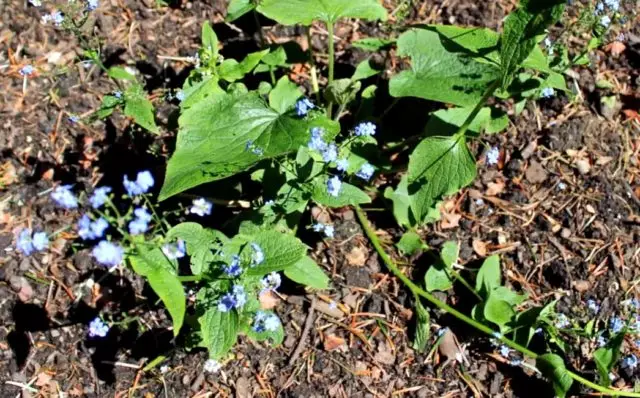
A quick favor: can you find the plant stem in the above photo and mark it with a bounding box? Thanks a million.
[354,205,640,397]
[454,79,501,140]
[326,22,335,118]
[177,275,202,282]
[307,27,321,105]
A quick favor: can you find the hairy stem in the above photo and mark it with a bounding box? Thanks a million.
[354,206,640,397]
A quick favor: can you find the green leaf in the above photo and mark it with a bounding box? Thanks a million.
[166,222,228,275]
[397,231,423,256]
[513,306,544,347]
[180,76,226,109]
[427,25,500,64]
[96,95,121,119]
[593,331,625,386]
[324,79,361,106]
[244,230,307,276]
[476,255,501,300]
[536,353,573,398]
[261,47,287,67]
[426,106,509,135]
[218,50,269,82]
[412,301,430,352]
[390,28,500,107]
[107,66,136,81]
[284,256,330,289]
[256,0,387,25]
[352,59,381,81]
[384,175,441,227]
[199,308,238,359]
[124,84,159,134]
[484,296,515,330]
[130,249,185,335]
[226,0,255,22]
[201,21,219,58]
[490,286,526,307]
[311,177,371,207]
[159,92,339,200]
[440,241,459,267]
[352,38,395,52]
[425,263,453,292]
[269,76,303,113]
[406,136,476,224]
[499,1,565,87]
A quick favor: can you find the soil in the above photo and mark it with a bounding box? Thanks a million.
[1,0,640,397]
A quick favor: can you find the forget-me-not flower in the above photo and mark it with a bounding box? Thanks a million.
[17,229,47,255]
[541,87,555,98]
[85,0,99,11]
[295,98,314,117]
[123,170,154,196]
[19,65,35,77]
[354,122,376,137]
[252,310,280,332]
[313,223,334,238]
[322,143,338,163]
[622,355,638,370]
[250,242,264,266]
[335,158,349,172]
[486,147,500,166]
[260,272,281,293]
[89,186,112,209]
[92,241,124,267]
[587,299,600,313]
[610,316,624,334]
[308,127,327,152]
[327,176,342,197]
[189,198,213,216]
[356,163,375,180]
[600,15,611,27]
[88,317,109,338]
[223,255,243,277]
[162,240,186,260]
[51,185,78,209]
[32,232,49,251]
[78,215,109,240]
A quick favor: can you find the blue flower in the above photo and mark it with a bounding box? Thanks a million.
[356,163,375,180]
[321,143,338,163]
[335,158,349,172]
[203,359,221,373]
[52,10,64,25]
[217,284,247,312]
[354,122,376,137]
[308,127,327,152]
[32,232,49,251]
[51,185,78,209]
[295,98,314,117]
[250,243,264,266]
[92,241,124,267]
[604,0,619,11]
[223,255,243,277]
[78,215,109,240]
[587,299,600,314]
[233,285,247,307]
[499,345,510,358]
[600,15,611,27]
[189,198,213,216]
[610,316,624,334]
[555,313,570,329]
[540,87,555,98]
[16,229,35,255]
[313,223,334,238]
[260,272,281,292]
[253,311,280,332]
[597,336,608,347]
[327,176,342,197]
[88,317,109,338]
[175,90,185,102]
[622,355,638,370]
[113,91,123,99]
[85,0,99,11]
[162,240,186,260]
[123,171,154,196]
[128,218,149,235]
[68,115,80,123]
[486,146,500,166]
[245,141,264,156]
[89,186,112,209]
[19,65,35,77]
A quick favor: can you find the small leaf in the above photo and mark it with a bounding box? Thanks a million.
[130,249,185,335]
[166,222,228,275]
[352,59,381,81]
[476,255,501,300]
[352,38,395,52]
[484,296,515,330]
[226,0,256,22]
[426,106,509,135]
[201,21,219,58]
[425,263,453,292]
[199,307,239,359]
[256,0,387,25]
[593,331,625,386]
[96,95,121,119]
[244,230,307,276]
[124,84,159,134]
[284,256,330,289]
[107,66,136,81]
[311,177,371,207]
[440,241,459,267]
[412,301,430,352]
[536,353,573,398]
[261,46,287,67]
[397,231,423,256]
[269,76,303,113]
[324,79,361,106]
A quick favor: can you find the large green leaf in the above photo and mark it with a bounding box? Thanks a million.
[199,308,239,359]
[311,177,371,207]
[536,354,573,398]
[406,136,476,224]
[159,92,338,200]
[201,21,218,57]
[226,0,255,22]
[124,84,159,134]
[389,28,500,107]
[166,222,228,275]
[499,0,565,87]
[244,230,307,276]
[130,249,185,335]
[256,0,387,25]
[284,256,330,289]
[180,76,225,109]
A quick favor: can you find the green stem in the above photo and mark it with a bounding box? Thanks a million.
[269,67,276,86]
[354,206,640,397]
[306,27,321,105]
[450,270,483,301]
[326,22,335,118]
[177,275,203,282]
[454,79,501,140]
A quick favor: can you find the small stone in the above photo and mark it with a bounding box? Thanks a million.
[575,159,591,175]
[560,228,571,239]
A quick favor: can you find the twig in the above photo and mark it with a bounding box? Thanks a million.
[288,297,316,366]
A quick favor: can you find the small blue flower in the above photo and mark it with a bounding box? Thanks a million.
[19,65,35,77]
[499,345,510,358]
[540,87,555,98]
[486,147,500,166]
[327,176,342,197]
[89,186,112,209]
[252,310,280,332]
[128,218,149,235]
[604,0,619,11]
[356,163,375,180]
[92,241,124,267]
[263,313,280,331]
[491,331,502,339]
[189,198,213,216]
[321,143,338,163]
[162,240,186,260]
[595,2,605,13]
[622,355,638,370]
[313,223,334,238]
[85,0,99,11]
[88,317,109,338]
[587,299,600,314]
[51,10,64,26]
[597,336,608,347]
[217,292,237,312]
[78,216,109,240]
[610,316,624,334]
[295,98,314,117]
[354,122,376,137]
[335,158,349,172]
[175,90,185,102]
[223,255,243,277]
[555,313,570,329]
[260,272,281,292]
[233,284,247,307]
[264,200,275,206]
[136,171,154,192]
[51,185,78,209]
[308,127,327,152]
[32,232,49,251]
[134,207,152,223]
[203,359,221,373]
[68,115,80,123]
[16,229,35,255]
[250,243,264,266]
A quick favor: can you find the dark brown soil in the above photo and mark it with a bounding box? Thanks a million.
[1,0,640,397]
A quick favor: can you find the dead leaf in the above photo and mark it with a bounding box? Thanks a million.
[486,180,505,196]
[622,109,640,122]
[440,212,461,229]
[472,240,487,257]
[525,161,548,184]
[606,41,626,56]
[323,334,346,351]
[35,372,53,387]
[345,246,367,267]
[374,342,396,365]
[259,290,280,310]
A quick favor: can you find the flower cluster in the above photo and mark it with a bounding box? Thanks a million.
[51,185,78,209]
[189,198,213,217]
[252,310,280,332]
[88,317,109,338]
[354,122,376,137]
[128,207,152,235]
[92,241,124,267]
[78,215,109,240]
[19,65,35,77]
[16,229,49,255]
[260,272,281,293]
[312,223,334,238]
[223,255,242,277]
[250,243,264,266]
[218,285,247,312]
[295,98,314,117]
[123,171,154,196]
[356,163,375,181]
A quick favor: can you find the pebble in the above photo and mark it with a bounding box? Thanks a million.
[575,159,591,175]
[561,228,571,238]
